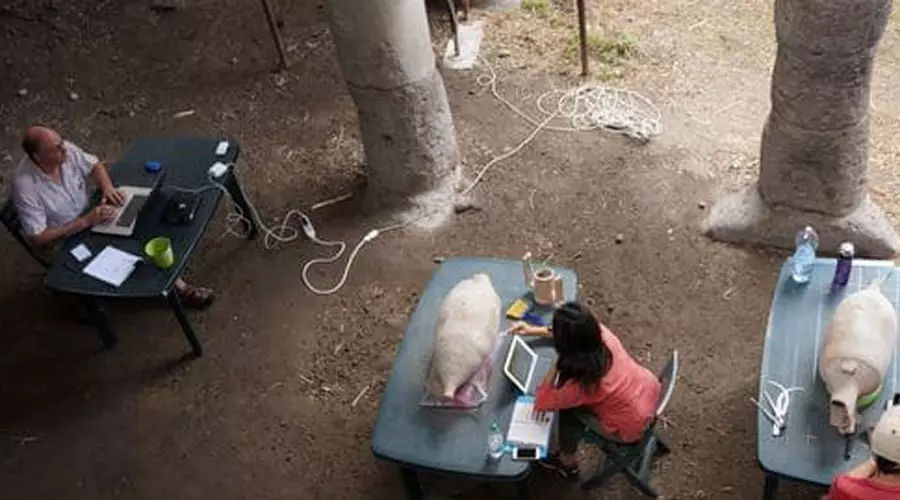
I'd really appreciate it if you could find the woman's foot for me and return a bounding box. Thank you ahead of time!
[175,284,216,310]
[538,452,580,481]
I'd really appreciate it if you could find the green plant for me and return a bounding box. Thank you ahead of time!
[521,0,552,16]
[564,32,637,78]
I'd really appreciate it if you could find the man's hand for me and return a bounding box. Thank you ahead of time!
[101,186,125,207]
[85,204,116,226]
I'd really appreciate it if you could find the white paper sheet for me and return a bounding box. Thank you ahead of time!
[82,246,142,287]
[70,244,92,262]
[506,395,553,447]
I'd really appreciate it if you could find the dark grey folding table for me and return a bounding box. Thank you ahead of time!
[43,137,258,357]
[371,257,579,499]
[758,258,899,499]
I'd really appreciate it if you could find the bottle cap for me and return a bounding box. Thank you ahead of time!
[839,242,855,257]
[144,161,162,173]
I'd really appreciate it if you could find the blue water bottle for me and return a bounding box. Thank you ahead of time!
[791,226,819,284]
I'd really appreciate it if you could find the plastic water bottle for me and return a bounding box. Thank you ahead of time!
[488,422,504,460]
[791,226,819,284]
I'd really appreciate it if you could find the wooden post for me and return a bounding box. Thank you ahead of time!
[576,0,588,76]
[261,0,290,70]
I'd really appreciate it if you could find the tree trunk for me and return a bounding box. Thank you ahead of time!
[758,0,891,217]
[327,0,460,210]
[703,0,900,258]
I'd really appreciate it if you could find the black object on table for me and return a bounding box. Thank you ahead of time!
[44,137,258,357]
[371,257,579,499]
[758,258,899,499]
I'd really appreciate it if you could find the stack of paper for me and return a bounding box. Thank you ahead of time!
[82,246,142,287]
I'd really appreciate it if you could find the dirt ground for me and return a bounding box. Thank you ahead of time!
[2,0,900,498]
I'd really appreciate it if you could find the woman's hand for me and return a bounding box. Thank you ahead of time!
[509,322,550,337]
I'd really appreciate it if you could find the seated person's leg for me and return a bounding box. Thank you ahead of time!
[541,409,583,479]
[174,278,216,310]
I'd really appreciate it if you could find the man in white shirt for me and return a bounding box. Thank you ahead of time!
[11,125,215,309]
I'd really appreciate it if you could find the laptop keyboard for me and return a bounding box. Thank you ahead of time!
[115,194,150,227]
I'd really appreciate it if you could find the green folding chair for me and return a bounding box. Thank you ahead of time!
[578,350,679,498]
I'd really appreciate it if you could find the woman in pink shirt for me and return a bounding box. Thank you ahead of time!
[511,301,661,480]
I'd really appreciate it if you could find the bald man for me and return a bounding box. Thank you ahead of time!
[11,126,215,309]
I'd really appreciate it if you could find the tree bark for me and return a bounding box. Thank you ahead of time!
[758,0,891,216]
[703,0,900,258]
[326,0,460,210]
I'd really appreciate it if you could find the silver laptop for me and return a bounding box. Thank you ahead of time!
[91,185,154,237]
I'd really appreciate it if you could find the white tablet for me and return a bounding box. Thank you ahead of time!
[503,335,540,394]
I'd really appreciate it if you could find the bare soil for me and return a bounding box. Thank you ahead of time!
[3,0,900,499]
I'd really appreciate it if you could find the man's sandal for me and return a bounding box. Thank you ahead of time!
[176,285,216,310]
[538,453,580,481]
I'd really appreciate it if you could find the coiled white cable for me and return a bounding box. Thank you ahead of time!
[180,168,415,295]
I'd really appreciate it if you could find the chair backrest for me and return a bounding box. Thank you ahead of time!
[1,198,50,268]
[655,350,679,417]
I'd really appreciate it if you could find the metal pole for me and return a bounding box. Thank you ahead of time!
[576,0,588,77]
[446,0,461,57]
[261,0,290,70]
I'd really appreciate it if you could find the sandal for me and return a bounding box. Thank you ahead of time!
[538,452,580,481]
[176,285,216,310]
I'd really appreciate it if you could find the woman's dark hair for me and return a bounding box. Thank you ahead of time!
[875,455,900,475]
[551,301,612,389]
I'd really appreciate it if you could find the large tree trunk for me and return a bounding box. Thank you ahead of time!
[703,0,900,258]
[758,0,890,216]
[327,0,460,210]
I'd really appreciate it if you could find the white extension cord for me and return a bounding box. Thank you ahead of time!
[167,165,414,296]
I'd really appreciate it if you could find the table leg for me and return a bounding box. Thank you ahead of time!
[762,474,779,500]
[166,292,203,358]
[516,480,531,500]
[224,172,259,240]
[84,297,117,349]
[399,467,424,500]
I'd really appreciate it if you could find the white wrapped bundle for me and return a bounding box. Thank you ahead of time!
[820,273,898,435]
[425,273,502,401]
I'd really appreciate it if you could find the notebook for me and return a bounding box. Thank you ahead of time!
[506,395,554,455]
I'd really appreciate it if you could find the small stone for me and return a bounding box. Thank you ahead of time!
[497,49,511,58]
[69,92,79,101]
[698,201,707,209]
[615,233,624,244]
[606,305,615,314]
[17,88,27,97]
[231,57,238,65]
[453,202,482,214]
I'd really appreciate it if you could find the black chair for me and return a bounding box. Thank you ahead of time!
[1,198,118,347]
[578,350,679,497]
[1,198,51,268]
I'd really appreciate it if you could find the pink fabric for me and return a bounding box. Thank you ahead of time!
[534,325,661,442]
[420,335,498,409]
[827,474,900,499]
